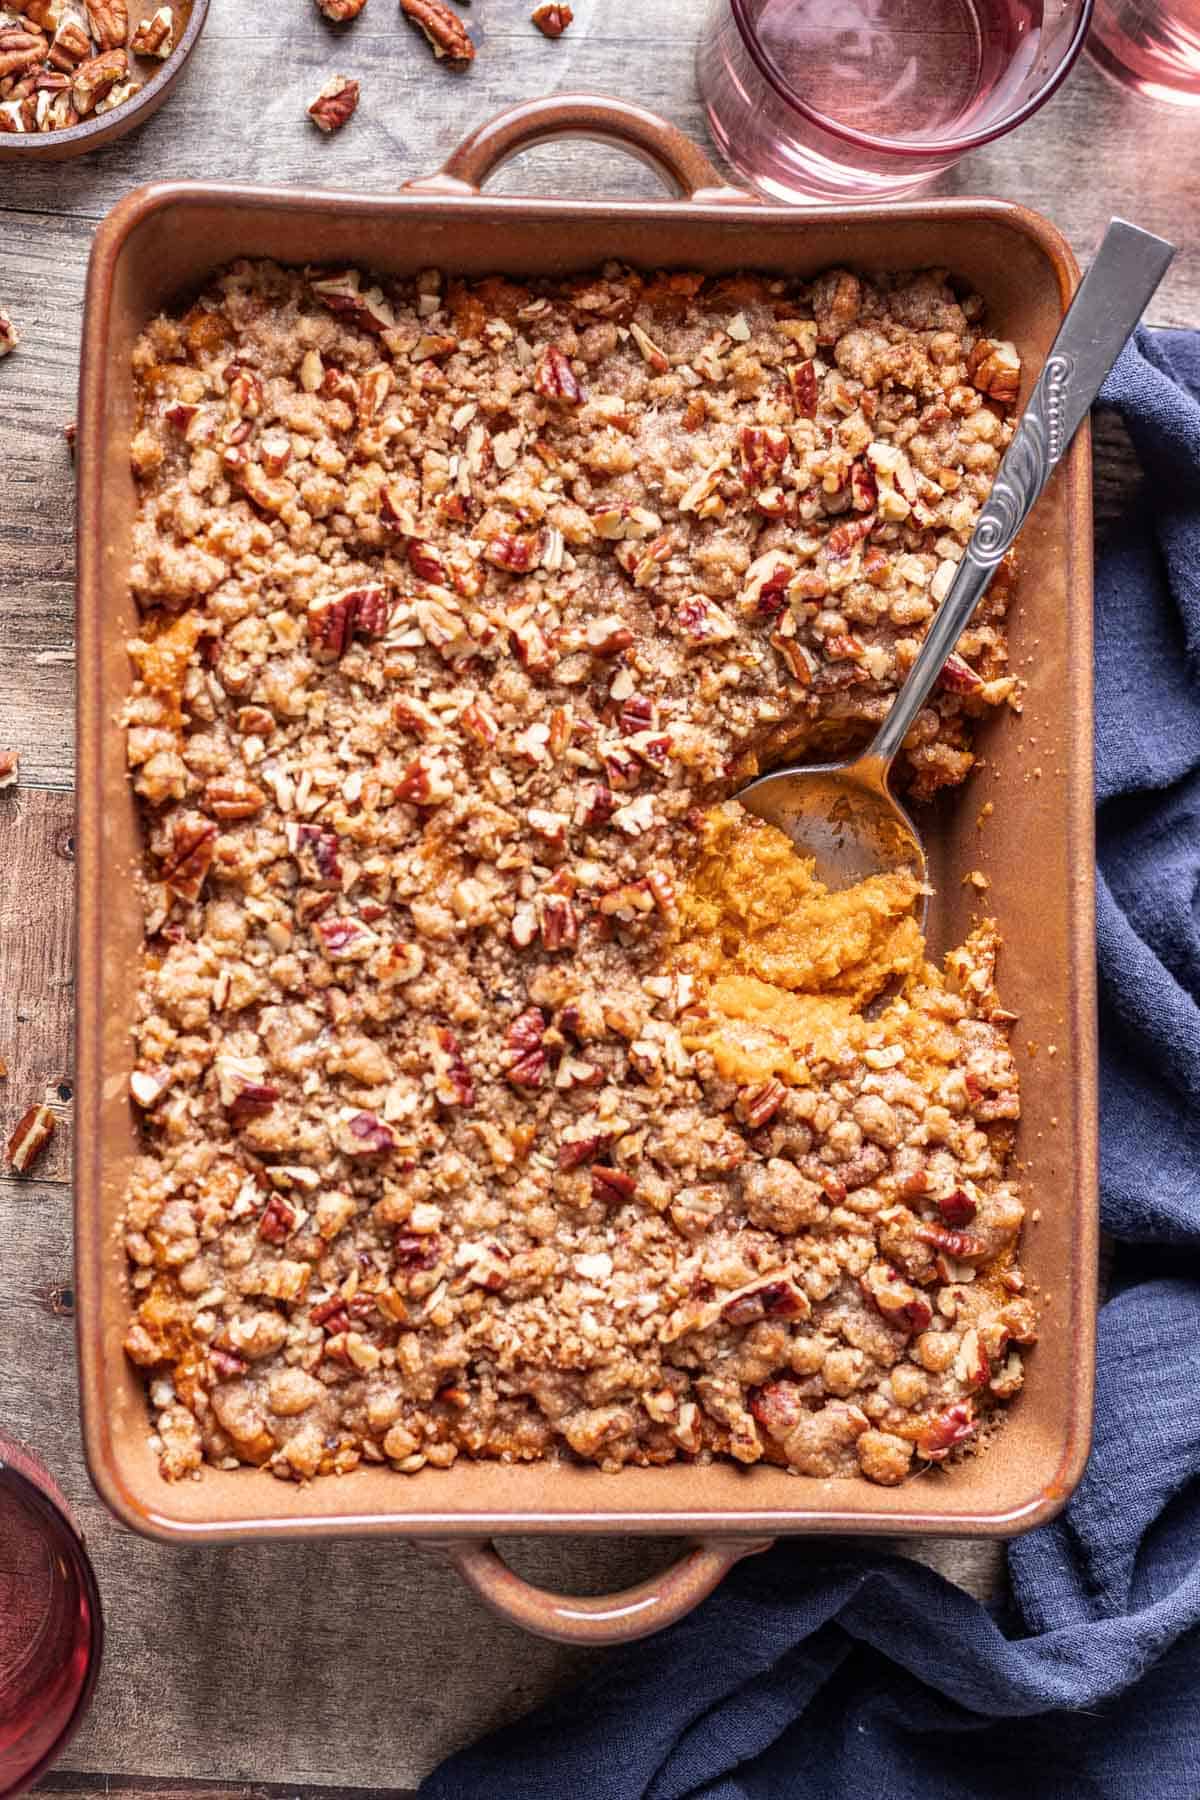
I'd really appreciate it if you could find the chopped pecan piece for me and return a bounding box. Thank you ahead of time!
[936,1186,977,1227]
[342,1111,398,1155]
[308,73,359,133]
[531,2,573,33]
[721,1274,809,1327]
[738,425,788,488]
[316,0,368,15]
[916,1401,976,1461]
[130,7,176,57]
[7,1103,55,1174]
[0,308,21,357]
[590,1164,636,1205]
[937,652,982,693]
[860,1260,933,1336]
[400,0,474,64]
[486,532,541,573]
[734,1078,786,1129]
[0,750,18,787]
[227,1083,279,1123]
[431,1027,475,1108]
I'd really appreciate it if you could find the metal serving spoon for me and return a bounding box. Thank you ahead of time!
[738,219,1175,910]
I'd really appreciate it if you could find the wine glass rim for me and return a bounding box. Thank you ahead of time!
[727,0,1096,158]
[0,1464,104,1798]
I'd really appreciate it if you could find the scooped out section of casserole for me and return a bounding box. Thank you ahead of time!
[119,256,1032,1485]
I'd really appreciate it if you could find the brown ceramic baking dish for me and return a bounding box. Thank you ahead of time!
[75,94,1099,1645]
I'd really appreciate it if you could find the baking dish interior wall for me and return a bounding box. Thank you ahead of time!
[81,192,1094,1537]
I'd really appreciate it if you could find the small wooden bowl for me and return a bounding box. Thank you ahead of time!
[0,0,209,164]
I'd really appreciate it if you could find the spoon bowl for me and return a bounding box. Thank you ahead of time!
[734,220,1174,908]
[739,750,928,913]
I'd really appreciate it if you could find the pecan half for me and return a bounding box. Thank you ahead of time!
[316,0,368,15]
[0,750,18,787]
[258,1195,297,1244]
[308,73,359,133]
[307,582,392,654]
[161,815,217,901]
[86,1,128,51]
[400,0,474,65]
[203,777,265,821]
[535,344,585,406]
[503,1007,548,1087]
[531,3,573,34]
[48,20,90,71]
[130,7,176,58]
[789,359,818,416]
[0,28,48,83]
[8,1103,55,1173]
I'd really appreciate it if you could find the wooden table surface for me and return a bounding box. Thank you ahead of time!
[0,2,1191,1792]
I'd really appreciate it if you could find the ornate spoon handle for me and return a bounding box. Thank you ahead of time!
[871,218,1175,768]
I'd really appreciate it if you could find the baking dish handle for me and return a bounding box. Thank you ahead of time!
[402,93,754,205]
[423,1535,772,1645]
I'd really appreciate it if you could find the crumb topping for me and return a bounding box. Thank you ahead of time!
[120,258,1032,1486]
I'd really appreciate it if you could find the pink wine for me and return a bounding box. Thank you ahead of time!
[1089,0,1200,102]
[0,1452,102,1798]
[699,0,1091,200]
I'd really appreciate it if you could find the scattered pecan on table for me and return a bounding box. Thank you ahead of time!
[0,309,18,357]
[308,72,360,132]
[0,750,18,786]
[531,3,573,35]
[315,0,369,17]
[399,0,475,65]
[8,1104,56,1175]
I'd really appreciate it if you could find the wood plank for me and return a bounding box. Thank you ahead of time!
[0,787,74,1184]
[0,214,87,792]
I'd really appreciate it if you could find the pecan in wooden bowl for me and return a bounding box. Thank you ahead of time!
[0,0,208,161]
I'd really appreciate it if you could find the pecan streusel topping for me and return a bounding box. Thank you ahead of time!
[120,259,1032,1485]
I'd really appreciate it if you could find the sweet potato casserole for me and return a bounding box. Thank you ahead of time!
[120,257,1035,1487]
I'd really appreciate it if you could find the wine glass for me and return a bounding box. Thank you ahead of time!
[698,0,1095,201]
[0,1437,103,1799]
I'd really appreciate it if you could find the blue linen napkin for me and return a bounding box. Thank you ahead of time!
[421,329,1200,1800]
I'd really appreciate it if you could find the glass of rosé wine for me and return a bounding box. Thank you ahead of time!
[697,0,1095,201]
[0,1437,102,1798]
